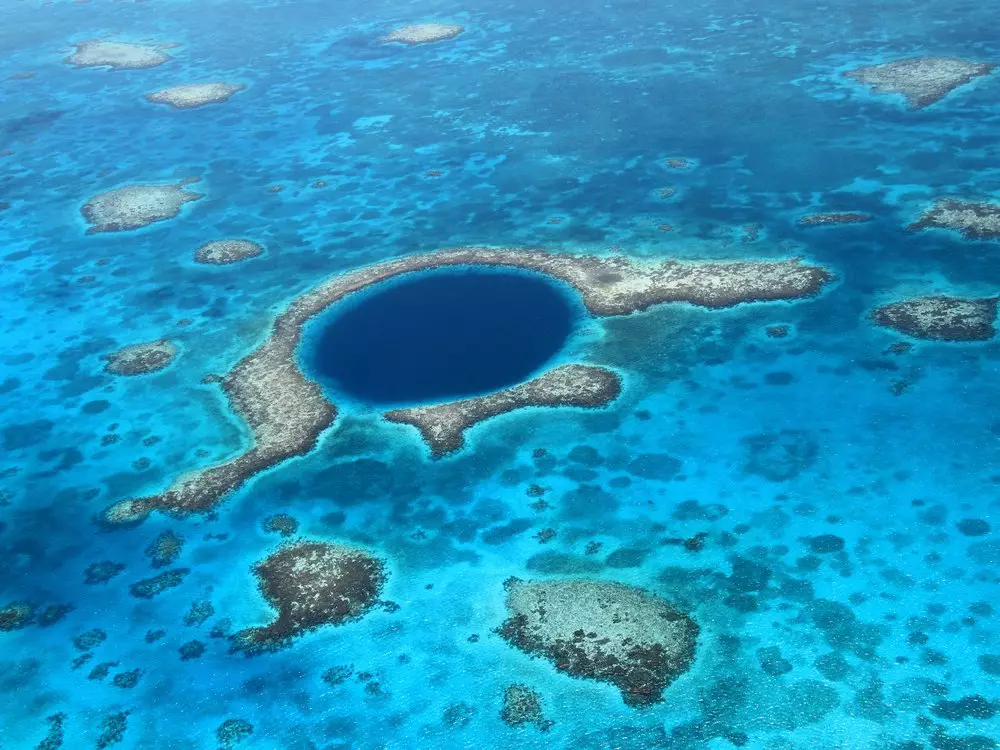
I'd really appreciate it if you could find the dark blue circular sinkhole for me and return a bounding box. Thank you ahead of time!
[305,268,579,406]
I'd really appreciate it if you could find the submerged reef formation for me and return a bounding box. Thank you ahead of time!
[907,198,1000,240]
[262,513,299,537]
[844,57,995,108]
[194,239,264,265]
[101,247,830,526]
[872,296,998,341]
[217,719,254,747]
[66,40,174,70]
[82,178,203,234]
[501,684,553,731]
[0,601,33,631]
[497,578,698,707]
[103,340,176,376]
[145,82,245,109]
[799,212,872,227]
[380,24,464,45]
[230,541,386,654]
[385,364,621,457]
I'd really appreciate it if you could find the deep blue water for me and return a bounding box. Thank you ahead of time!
[2,0,1000,749]
[306,270,576,406]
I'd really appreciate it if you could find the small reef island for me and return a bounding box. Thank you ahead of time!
[379,23,465,45]
[104,340,178,376]
[907,198,1000,240]
[194,239,264,265]
[101,247,831,527]
[65,40,175,70]
[230,541,387,654]
[498,578,699,707]
[873,295,998,341]
[145,83,246,110]
[844,56,995,108]
[82,178,203,234]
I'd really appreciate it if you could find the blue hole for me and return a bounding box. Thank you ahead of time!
[305,268,579,406]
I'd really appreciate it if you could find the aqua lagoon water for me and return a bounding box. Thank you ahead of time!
[2,0,1000,749]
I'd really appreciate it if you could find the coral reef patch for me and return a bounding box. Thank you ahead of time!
[80,177,205,234]
[380,24,464,45]
[907,199,1000,240]
[66,40,174,70]
[872,296,998,341]
[230,541,386,654]
[82,178,203,234]
[103,340,177,376]
[194,239,264,265]
[844,57,995,108]
[497,577,698,707]
[145,82,245,109]
[500,684,553,731]
[799,212,872,227]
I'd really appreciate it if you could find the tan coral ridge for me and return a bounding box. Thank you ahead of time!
[386,364,621,457]
[99,247,832,527]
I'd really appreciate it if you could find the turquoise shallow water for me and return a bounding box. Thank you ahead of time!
[2,0,1000,748]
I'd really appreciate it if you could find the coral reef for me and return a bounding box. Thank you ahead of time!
[906,199,1000,240]
[380,24,464,45]
[84,561,126,584]
[36,712,65,750]
[385,364,622,457]
[322,664,354,685]
[82,178,203,234]
[501,684,553,730]
[178,640,205,660]
[230,541,386,654]
[872,296,998,341]
[145,82,245,109]
[38,604,74,627]
[262,513,299,537]
[96,711,129,749]
[146,530,184,567]
[844,57,995,108]
[497,578,698,707]
[0,602,33,632]
[183,600,214,627]
[73,628,106,651]
[217,718,254,747]
[129,569,189,599]
[103,340,176,376]
[66,40,173,70]
[194,239,264,265]
[743,430,818,481]
[799,212,872,227]
[101,247,830,526]
[112,669,142,689]
[88,661,118,681]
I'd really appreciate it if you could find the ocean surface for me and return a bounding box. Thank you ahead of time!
[1,0,999,749]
